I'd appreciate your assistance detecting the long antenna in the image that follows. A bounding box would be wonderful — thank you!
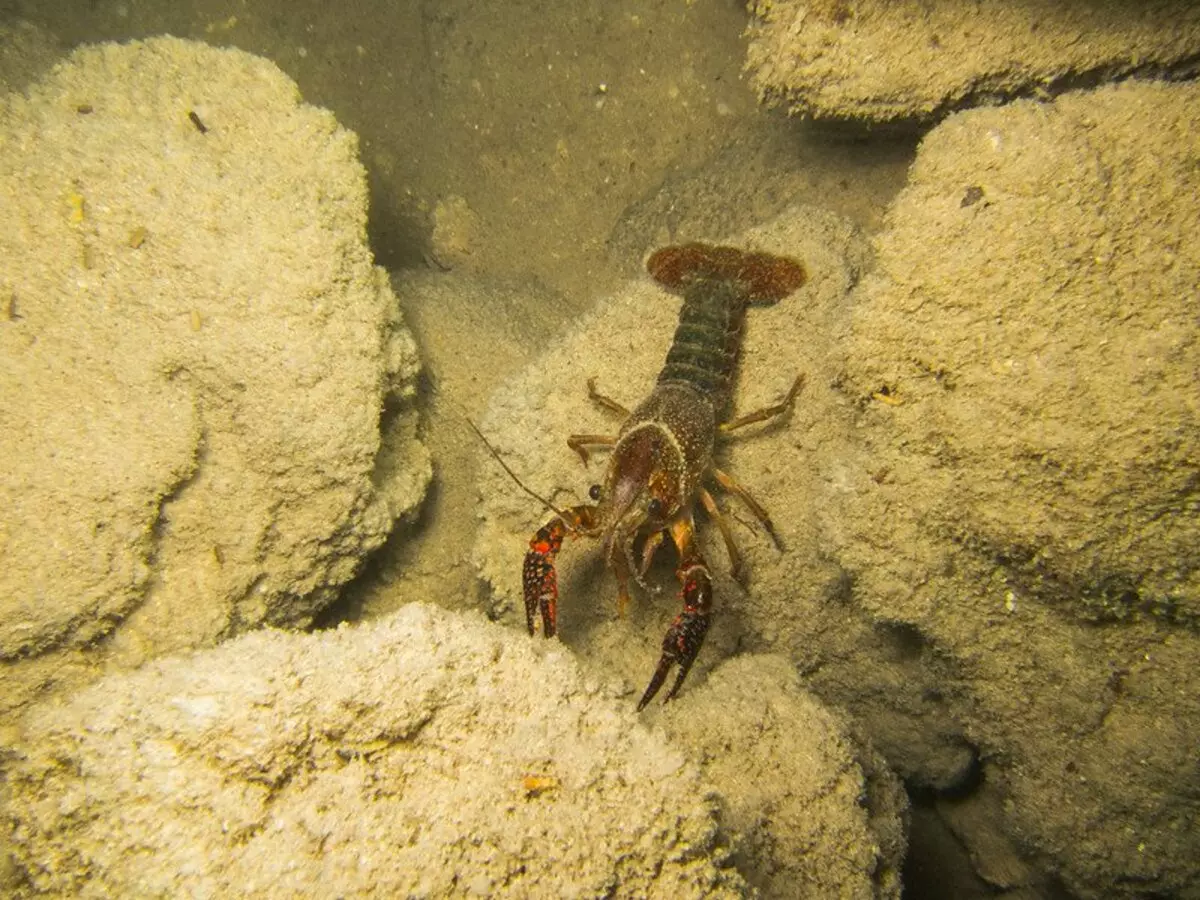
[463,416,573,524]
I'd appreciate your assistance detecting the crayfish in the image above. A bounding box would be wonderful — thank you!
[523,243,807,709]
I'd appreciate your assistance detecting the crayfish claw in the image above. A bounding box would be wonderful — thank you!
[636,608,711,711]
[637,657,672,711]
[522,546,557,637]
[637,557,714,710]
[525,519,572,638]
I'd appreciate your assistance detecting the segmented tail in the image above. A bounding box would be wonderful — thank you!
[647,243,807,407]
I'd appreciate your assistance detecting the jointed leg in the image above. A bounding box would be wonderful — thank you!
[566,377,628,465]
[699,488,744,584]
[606,530,636,618]
[711,467,782,550]
[719,373,805,434]
[567,433,615,466]
[585,376,631,418]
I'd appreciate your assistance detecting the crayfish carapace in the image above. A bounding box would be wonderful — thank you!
[524,243,807,709]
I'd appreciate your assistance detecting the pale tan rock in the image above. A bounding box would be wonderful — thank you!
[663,655,907,899]
[837,80,1200,898]
[429,194,480,269]
[746,0,1200,121]
[0,37,428,713]
[4,603,746,899]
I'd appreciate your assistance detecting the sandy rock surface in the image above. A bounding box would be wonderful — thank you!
[5,603,908,898]
[663,654,907,900]
[0,37,427,712]
[746,0,1200,121]
[837,80,1200,898]
[473,81,1200,896]
[6,603,748,898]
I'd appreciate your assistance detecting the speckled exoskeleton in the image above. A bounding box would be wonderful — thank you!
[522,244,807,708]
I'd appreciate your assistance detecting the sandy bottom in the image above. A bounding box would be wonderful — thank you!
[13,4,1195,899]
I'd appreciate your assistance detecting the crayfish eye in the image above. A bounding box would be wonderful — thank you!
[647,497,663,518]
[588,483,602,501]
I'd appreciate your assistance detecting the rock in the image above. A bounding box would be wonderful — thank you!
[470,79,1200,896]
[0,37,428,713]
[837,80,1200,897]
[4,603,746,898]
[745,0,1200,122]
[429,194,481,270]
[4,602,910,898]
[662,654,907,899]
[844,79,1199,631]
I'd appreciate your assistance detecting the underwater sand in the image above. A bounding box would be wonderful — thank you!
[3,2,1197,898]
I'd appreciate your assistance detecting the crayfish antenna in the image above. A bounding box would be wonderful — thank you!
[464,416,576,529]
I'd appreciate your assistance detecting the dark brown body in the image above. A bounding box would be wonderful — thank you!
[523,243,806,708]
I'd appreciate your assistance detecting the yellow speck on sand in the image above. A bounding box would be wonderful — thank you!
[205,16,238,34]
[66,190,85,223]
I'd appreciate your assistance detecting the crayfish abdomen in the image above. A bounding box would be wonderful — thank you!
[523,243,807,709]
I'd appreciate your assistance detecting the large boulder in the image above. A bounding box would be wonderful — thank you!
[4,602,904,898]
[836,80,1200,897]
[0,37,428,714]
[746,0,1200,121]
[471,80,1200,896]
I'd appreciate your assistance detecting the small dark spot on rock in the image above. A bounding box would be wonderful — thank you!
[961,185,984,208]
[878,621,927,660]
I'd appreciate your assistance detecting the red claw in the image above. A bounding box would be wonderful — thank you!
[637,562,713,710]
[524,520,568,638]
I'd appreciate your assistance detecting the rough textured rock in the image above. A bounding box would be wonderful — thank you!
[844,79,1199,631]
[472,80,1200,896]
[663,655,907,900]
[837,80,1200,898]
[0,37,428,713]
[745,0,1200,122]
[4,602,914,899]
[4,603,746,898]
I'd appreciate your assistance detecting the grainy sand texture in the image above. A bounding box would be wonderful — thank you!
[4,604,905,898]
[836,80,1200,898]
